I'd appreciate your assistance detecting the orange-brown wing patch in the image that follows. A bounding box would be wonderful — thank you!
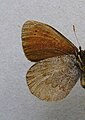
[22,20,78,62]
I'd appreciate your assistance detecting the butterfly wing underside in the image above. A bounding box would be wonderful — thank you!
[22,20,78,62]
[26,55,80,101]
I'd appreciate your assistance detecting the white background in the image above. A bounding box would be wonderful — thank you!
[1,0,85,120]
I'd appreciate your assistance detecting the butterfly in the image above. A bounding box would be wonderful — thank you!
[21,20,85,101]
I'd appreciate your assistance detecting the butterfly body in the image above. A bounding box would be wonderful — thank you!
[22,20,85,101]
[76,48,85,88]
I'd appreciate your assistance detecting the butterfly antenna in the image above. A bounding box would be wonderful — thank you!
[73,25,81,48]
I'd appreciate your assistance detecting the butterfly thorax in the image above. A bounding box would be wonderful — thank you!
[76,49,85,71]
[76,47,85,88]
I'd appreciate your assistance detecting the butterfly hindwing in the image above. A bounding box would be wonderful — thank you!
[26,55,80,101]
[22,20,78,62]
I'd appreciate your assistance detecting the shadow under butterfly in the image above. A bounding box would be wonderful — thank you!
[21,20,85,101]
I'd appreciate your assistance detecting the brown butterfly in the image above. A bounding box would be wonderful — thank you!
[21,20,85,101]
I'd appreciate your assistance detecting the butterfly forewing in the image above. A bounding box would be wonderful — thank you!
[26,55,80,101]
[22,20,78,62]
